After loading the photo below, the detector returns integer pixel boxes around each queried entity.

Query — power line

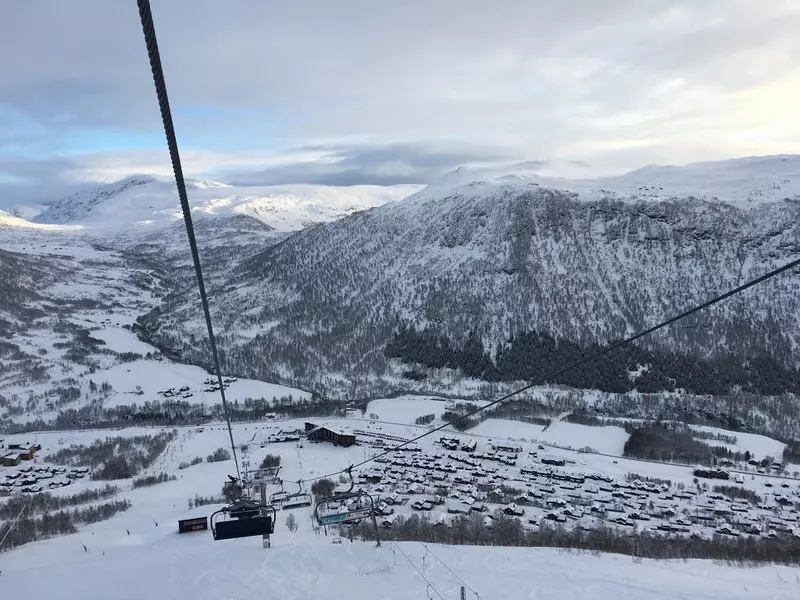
[301,256,800,484]
[136,0,240,479]
[391,542,446,600]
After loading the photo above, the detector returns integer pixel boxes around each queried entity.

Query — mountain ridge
[22,176,423,233]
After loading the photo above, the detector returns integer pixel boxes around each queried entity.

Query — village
[3,413,800,546]
[333,430,800,542]
[206,417,800,543]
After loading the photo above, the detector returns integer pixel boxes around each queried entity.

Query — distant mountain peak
[30,175,423,232]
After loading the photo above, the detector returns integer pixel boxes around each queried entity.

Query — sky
[1,0,799,207]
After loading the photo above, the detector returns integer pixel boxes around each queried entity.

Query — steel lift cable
[136,0,240,478]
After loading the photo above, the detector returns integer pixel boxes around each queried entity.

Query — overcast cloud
[1,0,799,207]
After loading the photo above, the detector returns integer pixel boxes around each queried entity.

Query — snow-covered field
[99,358,308,408]
[688,425,787,461]
[365,396,490,426]
[92,327,155,355]
[472,419,630,456]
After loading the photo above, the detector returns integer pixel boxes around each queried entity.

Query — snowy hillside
[28,175,423,232]
[0,218,308,423]
[6,529,796,600]
[137,156,800,404]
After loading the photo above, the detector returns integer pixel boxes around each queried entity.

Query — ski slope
[3,528,797,600]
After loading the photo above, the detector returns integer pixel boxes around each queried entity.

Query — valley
[2,156,800,598]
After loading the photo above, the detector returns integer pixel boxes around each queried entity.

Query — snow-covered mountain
[136,155,800,398]
[434,154,800,209]
[4,155,800,427]
[28,175,423,232]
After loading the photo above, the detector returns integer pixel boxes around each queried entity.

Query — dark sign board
[178,516,208,533]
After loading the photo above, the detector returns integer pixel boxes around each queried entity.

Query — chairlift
[270,479,291,504]
[313,467,381,546]
[282,480,313,510]
[210,496,277,541]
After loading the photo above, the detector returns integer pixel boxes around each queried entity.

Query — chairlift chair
[282,480,313,510]
[211,497,277,541]
[270,479,291,505]
[313,467,381,546]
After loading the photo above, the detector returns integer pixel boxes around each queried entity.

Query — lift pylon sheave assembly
[211,495,277,541]
[313,467,381,546]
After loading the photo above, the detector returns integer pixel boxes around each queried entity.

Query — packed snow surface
[4,532,796,600]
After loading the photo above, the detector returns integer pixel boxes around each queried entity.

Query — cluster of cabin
[0,442,41,467]
[157,386,193,399]
[254,426,303,446]
[329,431,800,540]
[0,463,89,495]
[201,376,236,393]
[693,468,731,480]
[156,377,239,399]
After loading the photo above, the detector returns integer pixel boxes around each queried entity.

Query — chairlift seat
[282,495,313,510]
[229,505,261,519]
[211,501,276,541]
[213,515,274,540]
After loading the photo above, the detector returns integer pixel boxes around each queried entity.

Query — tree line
[0,485,120,520]
[0,499,131,552]
[3,395,344,434]
[386,325,800,396]
[44,431,177,480]
[349,511,800,565]
[622,422,745,466]
[132,472,176,488]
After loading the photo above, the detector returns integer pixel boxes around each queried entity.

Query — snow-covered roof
[310,423,354,437]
